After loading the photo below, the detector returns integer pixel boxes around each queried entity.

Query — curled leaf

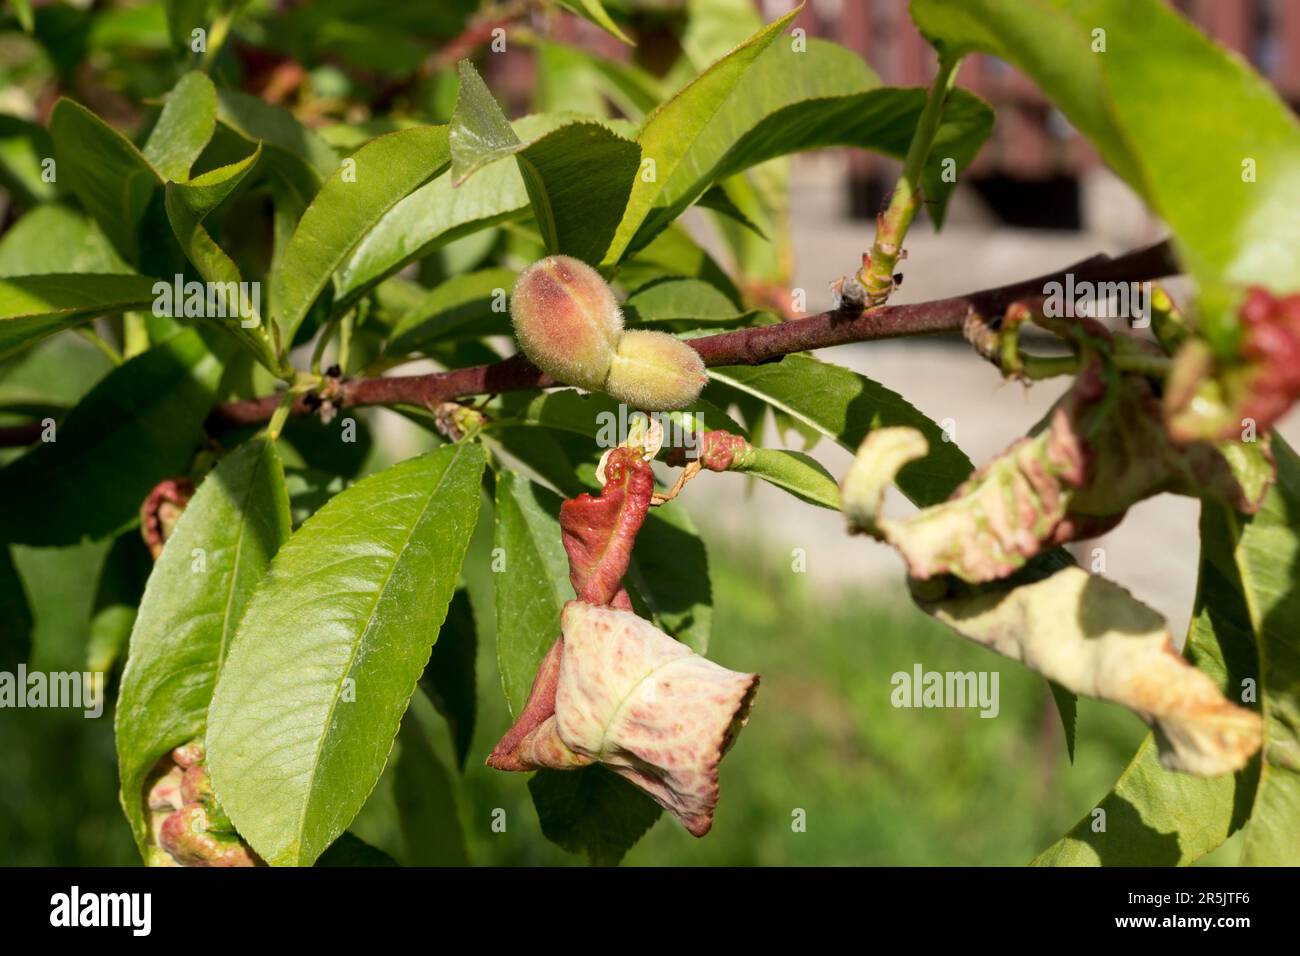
[1165,287,1300,442]
[139,476,195,559]
[844,367,1272,584]
[559,446,653,606]
[492,602,757,836]
[912,567,1261,775]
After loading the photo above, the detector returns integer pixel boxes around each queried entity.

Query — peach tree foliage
[0,0,1297,866]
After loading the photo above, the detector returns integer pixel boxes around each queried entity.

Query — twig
[199,239,1179,434]
[851,54,963,308]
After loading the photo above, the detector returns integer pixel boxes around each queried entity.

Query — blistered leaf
[497,601,757,837]
[844,367,1273,584]
[1034,501,1261,866]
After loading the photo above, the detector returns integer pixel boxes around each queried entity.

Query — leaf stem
[77,326,123,365]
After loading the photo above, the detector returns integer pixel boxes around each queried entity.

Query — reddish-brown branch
[0,240,1180,447]
[208,239,1178,432]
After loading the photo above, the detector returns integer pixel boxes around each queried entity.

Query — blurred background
[1,0,1296,865]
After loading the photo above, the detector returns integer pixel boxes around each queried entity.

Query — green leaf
[449,61,523,186]
[419,587,477,770]
[1032,502,1260,866]
[0,274,158,361]
[335,114,572,306]
[602,11,992,264]
[386,267,516,356]
[165,147,280,371]
[0,115,57,205]
[162,0,208,51]
[617,223,743,306]
[533,40,664,119]
[394,716,469,865]
[86,531,152,677]
[514,123,640,265]
[143,71,218,183]
[206,443,486,866]
[271,127,450,344]
[601,7,798,265]
[621,277,748,326]
[115,437,291,855]
[0,545,32,670]
[627,501,712,654]
[10,0,33,33]
[492,470,574,715]
[738,446,841,510]
[910,0,1300,349]
[708,354,973,506]
[529,766,660,866]
[451,64,640,264]
[214,88,339,181]
[1233,438,1300,864]
[50,99,160,265]
[553,0,633,45]
[0,328,225,546]
[0,204,132,277]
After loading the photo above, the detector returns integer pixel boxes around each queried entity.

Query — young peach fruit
[510,255,623,392]
[606,329,707,411]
